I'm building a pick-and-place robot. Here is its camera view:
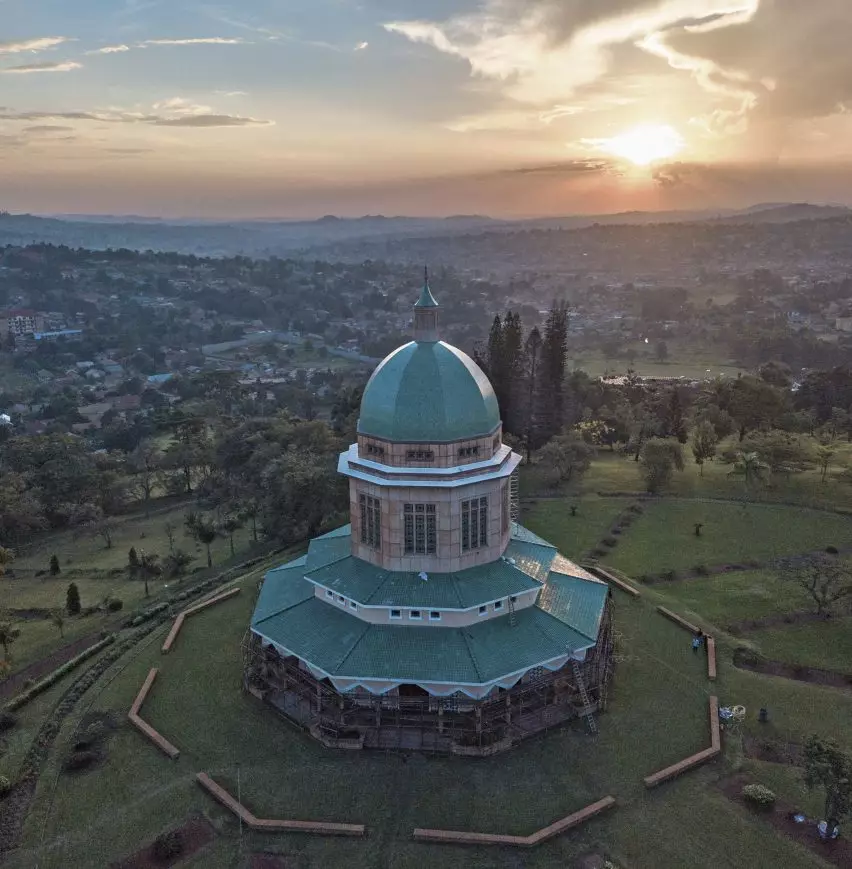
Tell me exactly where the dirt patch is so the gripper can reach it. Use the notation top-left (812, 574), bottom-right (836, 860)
top-left (719, 775), bottom-right (852, 868)
top-left (111, 816), bottom-right (215, 869)
top-left (733, 648), bottom-right (852, 691)
top-left (742, 734), bottom-right (805, 766)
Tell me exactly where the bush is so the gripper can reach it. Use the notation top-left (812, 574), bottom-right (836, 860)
top-left (694, 564), bottom-right (709, 576)
top-left (602, 536), bottom-right (618, 548)
top-left (107, 599), bottom-right (123, 612)
top-left (610, 527), bottom-right (622, 535)
top-left (0, 711), bottom-right (17, 732)
top-left (628, 503), bottom-right (644, 514)
top-left (825, 545), bottom-right (839, 554)
top-left (0, 775), bottom-right (10, 798)
top-left (591, 547), bottom-right (608, 558)
top-left (62, 749), bottom-right (99, 772)
top-left (661, 569), bottom-right (679, 582)
top-left (742, 783), bottom-right (776, 808)
top-left (152, 830), bottom-right (184, 862)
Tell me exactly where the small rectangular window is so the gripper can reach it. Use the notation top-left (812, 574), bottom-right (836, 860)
top-left (405, 449), bottom-right (434, 461)
top-left (326, 589), bottom-right (334, 598)
top-left (478, 605), bottom-right (487, 616)
top-left (409, 610), bottom-right (422, 620)
top-left (366, 442), bottom-right (385, 457)
top-left (429, 611), bottom-right (441, 621)
top-left (510, 595), bottom-right (517, 603)
top-left (494, 600), bottom-right (504, 611)
top-left (337, 594), bottom-right (345, 603)
top-left (492, 435), bottom-right (500, 452)
top-left (349, 601), bottom-right (358, 610)
top-left (390, 609), bottom-right (401, 619)
top-left (458, 445), bottom-right (479, 459)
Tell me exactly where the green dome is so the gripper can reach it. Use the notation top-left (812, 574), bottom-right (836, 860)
top-left (358, 341), bottom-right (500, 443)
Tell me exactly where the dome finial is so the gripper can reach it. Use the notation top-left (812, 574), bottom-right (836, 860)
top-left (415, 266), bottom-right (439, 309)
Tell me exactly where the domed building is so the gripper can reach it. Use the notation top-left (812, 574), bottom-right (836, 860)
top-left (245, 279), bottom-right (614, 754)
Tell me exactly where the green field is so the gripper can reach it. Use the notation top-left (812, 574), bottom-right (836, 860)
top-left (4, 472), bottom-right (852, 868)
top-left (748, 616), bottom-right (852, 673)
top-left (604, 500), bottom-right (852, 575)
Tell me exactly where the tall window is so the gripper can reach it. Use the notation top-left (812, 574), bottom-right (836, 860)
top-left (502, 483), bottom-right (510, 533)
top-left (404, 503), bottom-right (437, 554)
top-left (359, 494), bottom-right (381, 549)
top-left (461, 497), bottom-right (488, 551)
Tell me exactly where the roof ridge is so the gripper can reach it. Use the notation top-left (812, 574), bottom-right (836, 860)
top-left (329, 618), bottom-right (373, 674)
top-left (363, 569), bottom-right (393, 604)
top-left (459, 628), bottom-right (484, 682)
top-left (303, 552), bottom-right (352, 576)
top-left (252, 593), bottom-right (313, 628)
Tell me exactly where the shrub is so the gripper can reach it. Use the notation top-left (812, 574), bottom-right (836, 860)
top-left (742, 783), bottom-right (776, 808)
top-left (66, 582), bottom-right (81, 615)
top-left (152, 830), bottom-right (184, 862)
top-left (62, 749), bottom-right (99, 772)
top-left (602, 537), bottom-right (618, 548)
top-left (0, 775), bottom-right (10, 798)
top-left (592, 547), bottom-right (608, 558)
top-left (825, 545), bottom-right (839, 554)
top-left (661, 569), bottom-right (678, 582)
top-left (0, 711), bottom-right (17, 732)
top-left (610, 527), bottom-right (622, 535)
top-left (694, 564), bottom-right (709, 576)
top-left (628, 503), bottom-right (644, 514)
top-left (107, 599), bottom-right (123, 612)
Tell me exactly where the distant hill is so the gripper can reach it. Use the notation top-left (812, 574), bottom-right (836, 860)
top-left (712, 203), bottom-right (852, 224)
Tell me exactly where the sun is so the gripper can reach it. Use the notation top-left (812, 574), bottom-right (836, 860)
top-left (598, 124), bottom-right (684, 166)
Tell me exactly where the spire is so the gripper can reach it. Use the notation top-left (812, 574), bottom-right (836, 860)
top-left (415, 265), bottom-right (439, 309)
top-left (413, 266), bottom-right (439, 342)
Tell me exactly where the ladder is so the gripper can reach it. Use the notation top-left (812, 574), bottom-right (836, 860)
top-left (509, 472), bottom-right (520, 523)
top-left (508, 595), bottom-right (517, 627)
top-left (571, 659), bottom-right (598, 734)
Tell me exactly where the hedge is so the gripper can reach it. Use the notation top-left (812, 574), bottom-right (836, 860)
top-left (4, 634), bottom-right (117, 713)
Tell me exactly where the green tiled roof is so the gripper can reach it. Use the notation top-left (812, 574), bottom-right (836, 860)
top-left (250, 522), bottom-right (609, 687)
top-left (357, 340), bottom-right (500, 442)
top-left (305, 555), bottom-right (542, 609)
top-left (253, 597), bottom-right (593, 685)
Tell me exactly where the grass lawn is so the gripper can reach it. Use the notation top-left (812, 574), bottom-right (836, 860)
top-left (604, 500), bottom-right (852, 575)
top-left (656, 570), bottom-right (815, 630)
top-left (748, 616), bottom-right (852, 673)
top-left (522, 497), bottom-right (632, 558)
top-left (3, 556), bottom-right (831, 869)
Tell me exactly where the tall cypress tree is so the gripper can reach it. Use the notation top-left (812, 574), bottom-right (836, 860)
top-left (538, 302), bottom-right (569, 444)
top-left (522, 327), bottom-right (543, 456)
top-left (502, 311), bottom-right (524, 434)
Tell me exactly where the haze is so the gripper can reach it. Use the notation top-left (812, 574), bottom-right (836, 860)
top-left (2, 0), bottom-right (852, 218)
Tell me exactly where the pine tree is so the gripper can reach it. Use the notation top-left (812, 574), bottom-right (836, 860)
top-left (66, 582), bottom-right (81, 616)
top-left (502, 311), bottom-right (525, 434)
top-left (49, 554), bottom-right (60, 576)
top-left (522, 327), bottom-right (543, 455)
top-left (537, 302), bottom-right (569, 444)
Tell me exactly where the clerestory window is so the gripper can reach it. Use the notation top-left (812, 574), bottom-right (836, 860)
top-left (461, 496), bottom-right (488, 552)
top-left (404, 503), bottom-right (437, 554)
top-left (406, 449), bottom-right (434, 462)
top-left (359, 493), bottom-right (381, 549)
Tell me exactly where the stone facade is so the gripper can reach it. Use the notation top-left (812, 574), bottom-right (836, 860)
top-left (357, 428), bottom-right (502, 468)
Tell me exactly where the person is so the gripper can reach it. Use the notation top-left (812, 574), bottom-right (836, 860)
top-left (818, 820), bottom-right (828, 840)
top-left (692, 631), bottom-right (703, 653)
top-left (829, 819), bottom-right (840, 840)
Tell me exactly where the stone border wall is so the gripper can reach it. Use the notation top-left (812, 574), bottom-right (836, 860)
top-left (412, 796), bottom-right (616, 847)
top-left (128, 667), bottom-right (180, 759)
top-left (161, 588), bottom-right (241, 654)
top-left (195, 773), bottom-right (365, 837)
top-left (643, 696), bottom-right (720, 788)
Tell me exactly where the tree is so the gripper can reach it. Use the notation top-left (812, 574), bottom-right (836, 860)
top-left (537, 302), bottom-right (569, 444)
top-left (804, 736), bottom-right (852, 823)
top-left (49, 553), bottom-right (60, 576)
top-left (745, 431), bottom-right (812, 477)
top-left (535, 432), bottom-right (594, 489)
top-left (185, 512), bottom-right (218, 568)
top-left (128, 547), bottom-right (139, 571)
top-left (86, 512), bottom-right (119, 549)
top-left (137, 551), bottom-right (161, 598)
top-left (729, 451), bottom-right (768, 497)
top-left (128, 445), bottom-right (162, 517)
top-left (691, 421), bottom-right (718, 476)
top-left (0, 546), bottom-right (14, 577)
top-left (164, 521), bottom-right (177, 555)
top-left (640, 439), bottom-right (685, 494)
top-left (163, 549), bottom-right (193, 579)
top-left (0, 613), bottom-right (20, 662)
top-left (50, 609), bottom-right (65, 638)
top-left (777, 554), bottom-right (852, 617)
top-left (817, 445), bottom-right (835, 483)
top-left (217, 514), bottom-right (243, 558)
top-left (66, 582), bottom-right (81, 615)
top-left (655, 340), bottom-right (669, 363)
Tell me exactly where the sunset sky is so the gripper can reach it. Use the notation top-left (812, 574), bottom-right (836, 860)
top-left (2, 0), bottom-right (851, 218)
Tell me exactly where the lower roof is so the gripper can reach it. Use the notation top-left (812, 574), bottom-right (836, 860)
top-left (250, 523), bottom-right (609, 687)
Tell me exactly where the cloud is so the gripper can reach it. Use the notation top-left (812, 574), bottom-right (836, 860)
top-left (354, 41), bottom-right (369, 51)
top-left (23, 125), bottom-right (74, 134)
top-left (499, 159), bottom-right (615, 176)
top-left (1, 61), bottom-right (82, 74)
top-left (0, 37), bottom-right (69, 55)
top-left (141, 37), bottom-right (247, 46)
top-left (385, 0), bottom-right (765, 130)
top-left (214, 90), bottom-right (248, 97)
top-left (87, 45), bottom-right (131, 55)
top-left (0, 103), bottom-right (273, 128)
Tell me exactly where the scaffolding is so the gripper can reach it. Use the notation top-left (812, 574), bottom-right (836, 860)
top-left (243, 599), bottom-right (614, 756)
